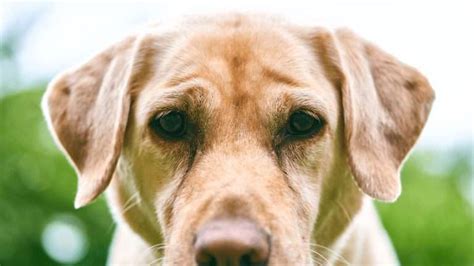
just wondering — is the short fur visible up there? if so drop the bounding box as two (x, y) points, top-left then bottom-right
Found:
(42, 14), (434, 265)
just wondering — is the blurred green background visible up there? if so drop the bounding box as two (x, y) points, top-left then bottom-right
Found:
(1, 87), (473, 265)
(1, 2), (473, 265)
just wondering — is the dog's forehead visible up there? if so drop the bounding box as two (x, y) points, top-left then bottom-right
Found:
(161, 19), (317, 94)
(136, 17), (337, 128)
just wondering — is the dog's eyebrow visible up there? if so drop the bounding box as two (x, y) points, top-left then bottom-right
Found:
(262, 66), (304, 88)
(286, 90), (329, 118)
(140, 83), (210, 120)
(162, 73), (199, 88)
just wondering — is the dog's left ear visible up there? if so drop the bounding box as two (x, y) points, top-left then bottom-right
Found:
(312, 29), (434, 202)
(42, 34), (158, 208)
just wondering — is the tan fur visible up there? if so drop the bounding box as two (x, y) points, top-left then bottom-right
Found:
(42, 14), (434, 265)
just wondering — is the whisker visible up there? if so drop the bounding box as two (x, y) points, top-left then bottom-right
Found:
(121, 198), (140, 216)
(121, 192), (141, 214)
(106, 192), (141, 233)
(123, 191), (140, 207)
(155, 254), (189, 266)
(149, 255), (164, 266)
(311, 254), (324, 266)
(140, 242), (167, 258)
(335, 200), (353, 223)
(310, 243), (350, 265)
(310, 247), (329, 265)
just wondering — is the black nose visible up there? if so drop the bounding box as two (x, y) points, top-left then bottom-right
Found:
(194, 219), (270, 266)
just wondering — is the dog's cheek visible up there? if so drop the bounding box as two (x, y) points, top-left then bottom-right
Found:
(127, 135), (175, 195)
(281, 137), (333, 232)
(120, 123), (193, 227)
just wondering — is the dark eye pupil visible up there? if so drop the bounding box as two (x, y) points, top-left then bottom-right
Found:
(288, 111), (322, 136)
(160, 112), (184, 133)
(151, 111), (186, 138)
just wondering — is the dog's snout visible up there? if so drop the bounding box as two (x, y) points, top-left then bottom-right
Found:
(194, 219), (270, 266)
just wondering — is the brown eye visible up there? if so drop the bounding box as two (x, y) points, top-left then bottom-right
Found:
(286, 111), (324, 137)
(150, 111), (187, 139)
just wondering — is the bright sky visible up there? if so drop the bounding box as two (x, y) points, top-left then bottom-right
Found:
(1, 0), (473, 149)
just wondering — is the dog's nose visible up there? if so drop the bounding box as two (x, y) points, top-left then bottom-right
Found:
(194, 218), (270, 266)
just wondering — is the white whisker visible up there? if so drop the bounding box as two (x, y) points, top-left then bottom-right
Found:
(106, 192), (141, 233)
(335, 200), (353, 224)
(310, 243), (350, 265)
(310, 247), (330, 265)
(140, 242), (167, 258)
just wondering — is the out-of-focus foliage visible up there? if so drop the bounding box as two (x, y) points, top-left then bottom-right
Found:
(0, 89), (113, 266)
(0, 88), (473, 265)
(377, 148), (473, 265)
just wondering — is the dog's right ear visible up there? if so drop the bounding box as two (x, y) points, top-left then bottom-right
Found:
(42, 34), (158, 208)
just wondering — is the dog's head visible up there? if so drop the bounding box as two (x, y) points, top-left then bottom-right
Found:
(42, 15), (433, 265)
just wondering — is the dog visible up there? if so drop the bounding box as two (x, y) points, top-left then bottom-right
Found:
(42, 14), (434, 265)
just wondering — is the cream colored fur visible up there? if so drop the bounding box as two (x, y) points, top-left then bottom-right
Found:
(42, 14), (434, 265)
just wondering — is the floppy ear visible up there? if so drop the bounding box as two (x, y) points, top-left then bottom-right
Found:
(42, 34), (157, 208)
(313, 29), (434, 201)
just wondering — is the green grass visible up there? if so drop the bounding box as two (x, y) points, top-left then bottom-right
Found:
(0, 88), (472, 265)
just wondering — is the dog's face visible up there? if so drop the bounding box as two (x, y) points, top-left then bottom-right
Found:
(125, 23), (343, 264)
(43, 15), (434, 265)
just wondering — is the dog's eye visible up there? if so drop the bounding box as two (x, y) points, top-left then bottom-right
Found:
(150, 110), (187, 139)
(286, 111), (324, 137)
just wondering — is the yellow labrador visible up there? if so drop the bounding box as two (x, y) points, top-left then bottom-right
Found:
(42, 14), (434, 265)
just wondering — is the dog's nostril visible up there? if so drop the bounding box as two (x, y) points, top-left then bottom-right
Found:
(239, 253), (253, 266)
(195, 253), (217, 266)
(194, 219), (270, 266)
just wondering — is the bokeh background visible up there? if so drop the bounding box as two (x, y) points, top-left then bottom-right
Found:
(1, 1), (473, 265)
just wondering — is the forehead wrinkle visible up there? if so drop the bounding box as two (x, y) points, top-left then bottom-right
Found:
(139, 85), (213, 122)
(163, 51), (234, 100)
(164, 22), (309, 103)
(160, 65), (201, 88)
(261, 66), (306, 88)
(185, 28), (258, 98)
(159, 44), (232, 91)
(199, 57), (235, 97)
